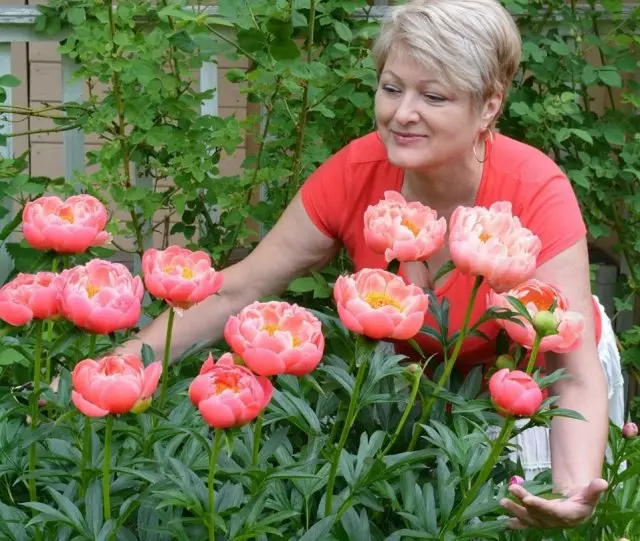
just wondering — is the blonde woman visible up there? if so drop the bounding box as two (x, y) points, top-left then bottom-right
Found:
(120, 0), (620, 528)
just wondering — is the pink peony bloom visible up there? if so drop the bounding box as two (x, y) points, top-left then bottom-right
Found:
(0, 272), (61, 326)
(363, 190), (446, 263)
(489, 368), (543, 417)
(509, 475), (525, 486)
(22, 195), (110, 253)
(449, 202), (541, 292)
(487, 279), (584, 353)
(622, 422), (638, 440)
(58, 259), (144, 334)
(224, 301), (324, 377)
(71, 353), (162, 417)
(333, 268), (429, 340)
(141, 245), (223, 309)
(189, 353), (273, 429)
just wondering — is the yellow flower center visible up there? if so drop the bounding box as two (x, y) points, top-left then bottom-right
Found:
(364, 291), (403, 311)
(215, 381), (239, 394)
(401, 218), (420, 237)
(263, 323), (278, 335)
(181, 267), (194, 280)
(479, 232), (491, 243)
(86, 283), (100, 299)
(58, 208), (75, 223)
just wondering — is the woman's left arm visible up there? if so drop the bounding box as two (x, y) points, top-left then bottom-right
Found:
(502, 236), (610, 529)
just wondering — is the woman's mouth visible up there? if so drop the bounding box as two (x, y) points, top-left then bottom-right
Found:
(391, 131), (427, 144)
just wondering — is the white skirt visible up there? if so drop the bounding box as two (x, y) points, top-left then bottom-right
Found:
(486, 296), (626, 479)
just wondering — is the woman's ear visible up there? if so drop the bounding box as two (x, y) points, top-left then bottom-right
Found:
(481, 93), (504, 128)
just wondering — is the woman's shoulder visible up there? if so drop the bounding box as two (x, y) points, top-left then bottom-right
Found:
(337, 131), (392, 166)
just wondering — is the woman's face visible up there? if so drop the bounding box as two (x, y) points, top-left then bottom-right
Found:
(375, 49), (498, 172)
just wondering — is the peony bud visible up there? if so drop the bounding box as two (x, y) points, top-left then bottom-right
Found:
(406, 363), (421, 375)
(495, 354), (516, 371)
(532, 310), (559, 337)
(622, 422), (638, 440)
(509, 475), (525, 486)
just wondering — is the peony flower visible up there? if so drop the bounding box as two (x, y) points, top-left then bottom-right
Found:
(509, 475), (525, 486)
(22, 195), (110, 253)
(622, 422), (638, 440)
(487, 279), (584, 353)
(449, 201), (541, 292)
(224, 301), (324, 377)
(189, 353), (273, 429)
(58, 259), (144, 334)
(363, 190), (446, 263)
(71, 353), (162, 417)
(141, 245), (223, 309)
(0, 272), (61, 326)
(333, 268), (429, 340)
(489, 368), (543, 417)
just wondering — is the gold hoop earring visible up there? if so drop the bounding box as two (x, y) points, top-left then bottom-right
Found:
(473, 129), (494, 164)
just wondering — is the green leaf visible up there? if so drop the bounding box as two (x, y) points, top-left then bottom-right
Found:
(550, 41), (571, 56)
(298, 515), (336, 541)
(602, 124), (625, 146)
(269, 38), (300, 61)
(85, 480), (103, 538)
(66, 7), (86, 25)
(0, 74), (20, 88)
(569, 129), (593, 145)
(598, 68), (622, 88)
(333, 21), (353, 42)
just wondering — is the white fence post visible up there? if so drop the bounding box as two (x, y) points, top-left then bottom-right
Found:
(0, 42), (14, 284)
(61, 55), (85, 182)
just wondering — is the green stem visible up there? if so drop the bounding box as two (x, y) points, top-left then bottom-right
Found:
(102, 415), (113, 528)
(525, 334), (543, 375)
(252, 413), (263, 468)
(208, 429), (223, 541)
(443, 417), (516, 535)
(324, 338), (370, 516)
(28, 320), (44, 541)
(80, 334), (98, 493)
(379, 367), (423, 457)
(408, 276), (483, 450)
(158, 307), (176, 411)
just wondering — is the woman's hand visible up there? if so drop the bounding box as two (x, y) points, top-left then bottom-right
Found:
(501, 478), (608, 529)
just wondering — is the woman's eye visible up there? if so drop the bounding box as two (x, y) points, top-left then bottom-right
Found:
(382, 85), (400, 94)
(424, 94), (445, 103)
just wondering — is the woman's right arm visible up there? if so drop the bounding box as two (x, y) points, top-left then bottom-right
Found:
(117, 193), (340, 362)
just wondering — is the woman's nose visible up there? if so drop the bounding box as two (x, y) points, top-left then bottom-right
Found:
(394, 94), (421, 125)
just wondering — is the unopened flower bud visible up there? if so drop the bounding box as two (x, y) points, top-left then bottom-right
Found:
(131, 397), (152, 414)
(509, 475), (525, 486)
(533, 310), (559, 337)
(622, 422), (638, 440)
(406, 363), (421, 375)
(495, 354), (516, 371)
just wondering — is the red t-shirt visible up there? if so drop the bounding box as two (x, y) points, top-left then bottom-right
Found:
(301, 132), (601, 372)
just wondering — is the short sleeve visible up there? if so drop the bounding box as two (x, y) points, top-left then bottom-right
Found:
(300, 144), (351, 240)
(518, 172), (587, 267)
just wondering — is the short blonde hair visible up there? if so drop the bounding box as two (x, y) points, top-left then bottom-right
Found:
(373, 0), (521, 108)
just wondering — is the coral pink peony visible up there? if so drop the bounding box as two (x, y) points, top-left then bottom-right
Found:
(58, 259), (144, 334)
(71, 353), (162, 417)
(487, 279), (584, 353)
(363, 190), (446, 262)
(489, 368), (543, 417)
(141, 245), (223, 309)
(0, 272), (61, 326)
(333, 268), (429, 340)
(509, 475), (525, 486)
(224, 301), (324, 377)
(22, 195), (110, 253)
(189, 353), (273, 429)
(449, 202), (541, 292)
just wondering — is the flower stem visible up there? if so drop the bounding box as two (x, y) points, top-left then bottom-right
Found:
(252, 413), (263, 468)
(408, 276), (483, 450)
(379, 366), (423, 457)
(81, 334), (97, 493)
(444, 417), (516, 533)
(29, 319), (44, 541)
(158, 307), (176, 411)
(525, 334), (543, 375)
(102, 415), (113, 529)
(208, 429), (223, 541)
(325, 337), (371, 516)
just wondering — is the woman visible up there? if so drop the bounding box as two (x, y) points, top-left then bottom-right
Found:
(119, 0), (616, 529)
